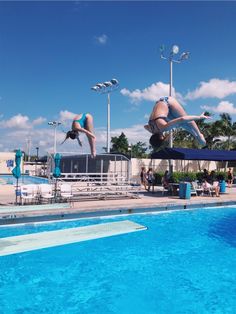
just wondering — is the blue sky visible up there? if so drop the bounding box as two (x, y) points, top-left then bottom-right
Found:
(1, 1), (236, 155)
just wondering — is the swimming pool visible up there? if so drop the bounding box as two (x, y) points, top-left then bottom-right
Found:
(0, 174), (48, 185)
(1, 206), (236, 313)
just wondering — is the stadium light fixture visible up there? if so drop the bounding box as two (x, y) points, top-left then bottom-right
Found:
(91, 78), (119, 153)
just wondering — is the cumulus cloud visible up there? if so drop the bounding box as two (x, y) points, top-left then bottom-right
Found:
(121, 82), (170, 103)
(185, 78), (236, 100)
(120, 82), (184, 104)
(0, 114), (31, 129)
(32, 117), (47, 126)
(59, 110), (76, 121)
(95, 34), (108, 45)
(201, 100), (236, 115)
(111, 124), (148, 144)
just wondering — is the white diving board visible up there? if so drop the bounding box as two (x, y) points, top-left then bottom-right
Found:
(0, 220), (147, 256)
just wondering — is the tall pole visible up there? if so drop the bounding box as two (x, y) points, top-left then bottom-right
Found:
(36, 147), (39, 159)
(54, 125), (57, 155)
(91, 78), (119, 154)
(169, 59), (173, 173)
(27, 137), (31, 162)
(48, 121), (61, 155)
(169, 59), (173, 149)
(107, 93), (111, 153)
(160, 44), (190, 174)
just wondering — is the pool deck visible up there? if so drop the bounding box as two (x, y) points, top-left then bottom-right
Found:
(0, 184), (236, 225)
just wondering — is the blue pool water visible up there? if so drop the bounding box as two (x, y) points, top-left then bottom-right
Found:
(0, 174), (48, 185)
(1, 206), (236, 313)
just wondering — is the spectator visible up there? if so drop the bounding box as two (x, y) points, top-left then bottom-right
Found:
(227, 168), (234, 188)
(202, 179), (220, 197)
(147, 168), (155, 193)
(161, 170), (170, 189)
(140, 167), (147, 190)
(208, 170), (216, 185)
(203, 169), (209, 181)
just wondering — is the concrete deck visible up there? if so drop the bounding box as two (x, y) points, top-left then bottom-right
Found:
(0, 184), (236, 225)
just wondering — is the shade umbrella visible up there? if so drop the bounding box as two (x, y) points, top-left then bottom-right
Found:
(12, 149), (22, 204)
(53, 153), (61, 200)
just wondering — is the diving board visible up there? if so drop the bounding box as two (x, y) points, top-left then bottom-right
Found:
(0, 220), (147, 256)
(0, 203), (70, 214)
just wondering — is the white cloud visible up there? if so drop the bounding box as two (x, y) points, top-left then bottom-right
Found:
(120, 82), (184, 104)
(32, 117), (47, 126)
(121, 82), (170, 103)
(0, 122), (151, 156)
(185, 78), (236, 100)
(0, 114), (31, 129)
(95, 34), (108, 45)
(111, 124), (148, 144)
(59, 110), (75, 121)
(201, 100), (236, 115)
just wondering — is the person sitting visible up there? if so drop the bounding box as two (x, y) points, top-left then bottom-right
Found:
(144, 96), (211, 151)
(202, 179), (220, 197)
(208, 170), (216, 185)
(61, 113), (96, 158)
(161, 170), (170, 189)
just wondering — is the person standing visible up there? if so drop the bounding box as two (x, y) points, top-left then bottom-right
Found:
(227, 168), (234, 188)
(162, 170), (170, 189)
(140, 167), (147, 190)
(147, 168), (155, 193)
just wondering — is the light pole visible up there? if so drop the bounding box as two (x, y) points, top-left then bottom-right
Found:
(128, 143), (132, 159)
(160, 44), (190, 172)
(26, 137), (31, 161)
(36, 147), (39, 160)
(91, 78), (119, 153)
(48, 121), (61, 154)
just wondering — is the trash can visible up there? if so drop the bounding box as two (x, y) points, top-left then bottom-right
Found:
(219, 180), (226, 193)
(179, 182), (191, 199)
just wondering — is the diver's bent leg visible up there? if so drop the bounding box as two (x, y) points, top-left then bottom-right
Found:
(181, 121), (206, 145)
(167, 99), (206, 145)
(86, 114), (94, 134)
(87, 135), (96, 158)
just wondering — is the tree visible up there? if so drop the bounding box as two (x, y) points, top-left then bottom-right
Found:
(110, 132), (129, 154)
(217, 113), (236, 150)
(130, 141), (148, 158)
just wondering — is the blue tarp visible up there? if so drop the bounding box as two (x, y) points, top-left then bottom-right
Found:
(151, 148), (236, 161)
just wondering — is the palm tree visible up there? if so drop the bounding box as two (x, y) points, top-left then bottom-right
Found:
(216, 113), (236, 150)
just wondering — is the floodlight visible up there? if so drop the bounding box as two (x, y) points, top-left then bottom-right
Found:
(160, 44), (165, 53)
(172, 45), (179, 54)
(104, 81), (113, 87)
(179, 52), (190, 61)
(91, 86), (99, 91)
(111, 78), (119, 85)
(96, 83), (104, 89)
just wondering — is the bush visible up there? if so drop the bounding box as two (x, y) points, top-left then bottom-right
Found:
(154, 171), (227, 184)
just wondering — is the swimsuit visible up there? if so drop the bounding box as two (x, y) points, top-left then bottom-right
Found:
(74, 113), (87, 128)
(159, 96), (170, 106)
(148, 97), (170, 133)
